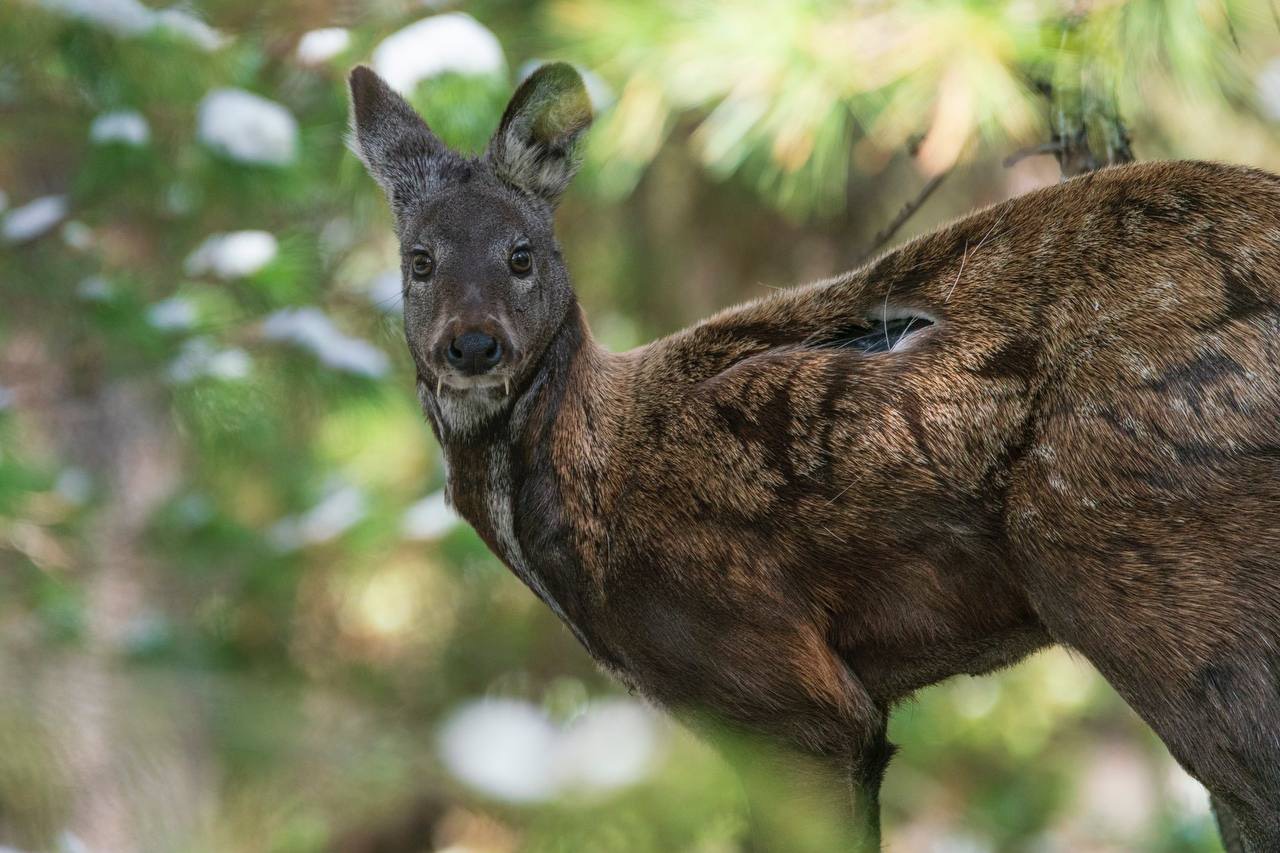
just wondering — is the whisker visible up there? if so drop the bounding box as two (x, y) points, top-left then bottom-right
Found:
(823, 477), (860, 508)
(370, 291), (405, 311)
(893, 316), (919, 350)
(945, 239), (969, 302)
(945, 206), (1008, 303)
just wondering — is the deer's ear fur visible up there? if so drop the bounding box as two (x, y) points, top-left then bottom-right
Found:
(347, 65), (448, 222)
(486, 63), (593, 206)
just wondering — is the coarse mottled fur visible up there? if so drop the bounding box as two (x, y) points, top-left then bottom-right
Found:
(350, 63), (1280, 851)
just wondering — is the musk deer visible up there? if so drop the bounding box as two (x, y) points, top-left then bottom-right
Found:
(349, 62), (1280, 851)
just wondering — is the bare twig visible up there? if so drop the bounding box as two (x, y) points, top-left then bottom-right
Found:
(1055, 124), (1103, 178)
(1003, 142), (1065, 169)
(858, 170), (950, 263)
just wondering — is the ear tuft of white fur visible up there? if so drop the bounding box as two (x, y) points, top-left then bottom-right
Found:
(490, 124), (584, 204)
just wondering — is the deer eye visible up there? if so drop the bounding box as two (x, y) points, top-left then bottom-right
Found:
(509, 246), (533, 276)
(409, 251), (434, 280)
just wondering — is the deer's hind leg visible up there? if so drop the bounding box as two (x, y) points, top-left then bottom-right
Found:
(1017, 541), (1280, 849)
(1008, 447), (1280, 851)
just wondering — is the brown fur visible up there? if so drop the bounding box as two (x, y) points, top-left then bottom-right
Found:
(351, 66), (1280, 851)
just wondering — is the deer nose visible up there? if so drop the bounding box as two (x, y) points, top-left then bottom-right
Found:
(446, 331), (502, 375)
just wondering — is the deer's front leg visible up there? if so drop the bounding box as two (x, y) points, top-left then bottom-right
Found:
(848, 724), (895, 850)
(634, 604), (889, 850)
(720, 710), (890, 852)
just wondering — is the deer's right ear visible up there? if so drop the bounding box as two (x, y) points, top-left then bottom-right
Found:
(347, 66), (444, 219)
(486, 63), (592, 206)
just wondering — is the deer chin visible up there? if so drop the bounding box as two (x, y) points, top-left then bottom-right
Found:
(417, 371), (516, 438)
(436, 372), (514, 398)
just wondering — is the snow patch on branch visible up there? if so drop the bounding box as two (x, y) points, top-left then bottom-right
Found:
(1257, 57), (1280, 122)
(77, 276), (114, 302)
(185, 231), (278, 279)
(261, 307), (390, 378)
(90, 110), (150, 146)
(36, 0), (227, 50)
(2, 195), (68, 243)
(296, 28), (350, 65)
(267, 482), (368, 552)
(365, 269), (404, 315)
(438, 698), (661, 803)
(372, 13), (504, 93)
(147, 296), (198, 331)
(402, 491), (459, 540)
(197, 89), (298, 167)
(167, 338), (252, 384)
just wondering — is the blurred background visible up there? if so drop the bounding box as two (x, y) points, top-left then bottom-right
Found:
(2, 0), (1279, 850)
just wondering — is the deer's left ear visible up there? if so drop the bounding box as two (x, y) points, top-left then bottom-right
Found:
(486, 63), (593, 206)
(348, 65), (448, 221)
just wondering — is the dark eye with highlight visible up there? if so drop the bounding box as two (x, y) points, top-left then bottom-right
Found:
(410, 251), (434, 280)
(509, 246), (533, 276)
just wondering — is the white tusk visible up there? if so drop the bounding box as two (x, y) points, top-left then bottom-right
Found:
(437, 377), (443, 396)
(505, 379), (510, 396)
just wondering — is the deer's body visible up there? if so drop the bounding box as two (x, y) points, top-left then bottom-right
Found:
(351, 65), (1280, 851)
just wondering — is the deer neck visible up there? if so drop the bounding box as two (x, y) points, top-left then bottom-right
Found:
(427, 302), (620, 652)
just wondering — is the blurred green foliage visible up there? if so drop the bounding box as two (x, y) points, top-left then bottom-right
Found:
(2, 0), (1278, 850)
